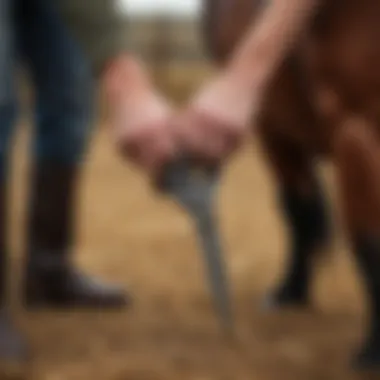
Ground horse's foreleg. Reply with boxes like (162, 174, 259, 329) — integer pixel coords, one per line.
(334, 117, 380, 369)
(258, 127, 332, 309)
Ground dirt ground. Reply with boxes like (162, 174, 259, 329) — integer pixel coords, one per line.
(3, 125, 378, 380)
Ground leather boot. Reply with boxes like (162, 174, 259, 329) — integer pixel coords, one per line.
(23, 161, 131, 309)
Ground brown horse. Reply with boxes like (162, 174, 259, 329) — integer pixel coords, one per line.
(202, 0, 380, 369)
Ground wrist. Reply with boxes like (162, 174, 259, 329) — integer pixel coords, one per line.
(102, 54, 154, 103)
(225, 55, 267, 95)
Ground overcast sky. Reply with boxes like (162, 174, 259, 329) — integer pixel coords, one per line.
(121, 0, 200, 16)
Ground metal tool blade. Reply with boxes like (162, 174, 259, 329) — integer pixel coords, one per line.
(159, 159, 234, 334)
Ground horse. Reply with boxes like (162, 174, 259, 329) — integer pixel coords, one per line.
(201, 0, 380, 369)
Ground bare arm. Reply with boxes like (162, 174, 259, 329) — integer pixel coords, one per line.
(227, 0, 320, 90)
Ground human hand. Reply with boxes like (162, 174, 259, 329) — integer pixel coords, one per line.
(103, 56, 177, 176)
(174, 68, 261, 165)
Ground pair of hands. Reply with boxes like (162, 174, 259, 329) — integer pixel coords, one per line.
(104, 56, 260, 179)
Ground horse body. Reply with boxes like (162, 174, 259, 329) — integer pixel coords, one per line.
(202, 0, 380, 368)
(205, 0, 380, 151)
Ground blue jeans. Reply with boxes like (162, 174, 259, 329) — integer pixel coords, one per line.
(0, 0, 94, 176)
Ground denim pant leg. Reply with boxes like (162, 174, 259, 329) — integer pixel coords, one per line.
(0, 0, 19, 177)
(16, 0, 95, 165)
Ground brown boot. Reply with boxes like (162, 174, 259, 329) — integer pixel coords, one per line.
(23, 161, 131, 309)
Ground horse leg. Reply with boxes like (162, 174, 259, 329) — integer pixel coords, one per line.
(258, 128, 332, 309)
(334, 117, 380, 369)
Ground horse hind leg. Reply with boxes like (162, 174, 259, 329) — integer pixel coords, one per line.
(334, 117, 380, 369)
(258, 128, 332, 309)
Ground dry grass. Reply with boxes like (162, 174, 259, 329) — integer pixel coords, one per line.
(1, 65, 370, 380)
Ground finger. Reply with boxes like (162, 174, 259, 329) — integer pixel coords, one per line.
(198, 109, 243, 158)
(117, 138, 143, 163)
(177, 111, 214, 157)
(134, 130, 176, 174)
(180, 111, 224, 161)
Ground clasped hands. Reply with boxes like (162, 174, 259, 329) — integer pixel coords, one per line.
(104, 56, 262, 180)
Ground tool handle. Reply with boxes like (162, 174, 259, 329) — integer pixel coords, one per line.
(155, 155, 220, 194)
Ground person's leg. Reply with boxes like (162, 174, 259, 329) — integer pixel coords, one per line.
(0, 0, 28, 360)
(16, 0, 130, 308)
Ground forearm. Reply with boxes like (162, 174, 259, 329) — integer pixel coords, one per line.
(101, 54, 154, 105)
(227, 0, 320, 90)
